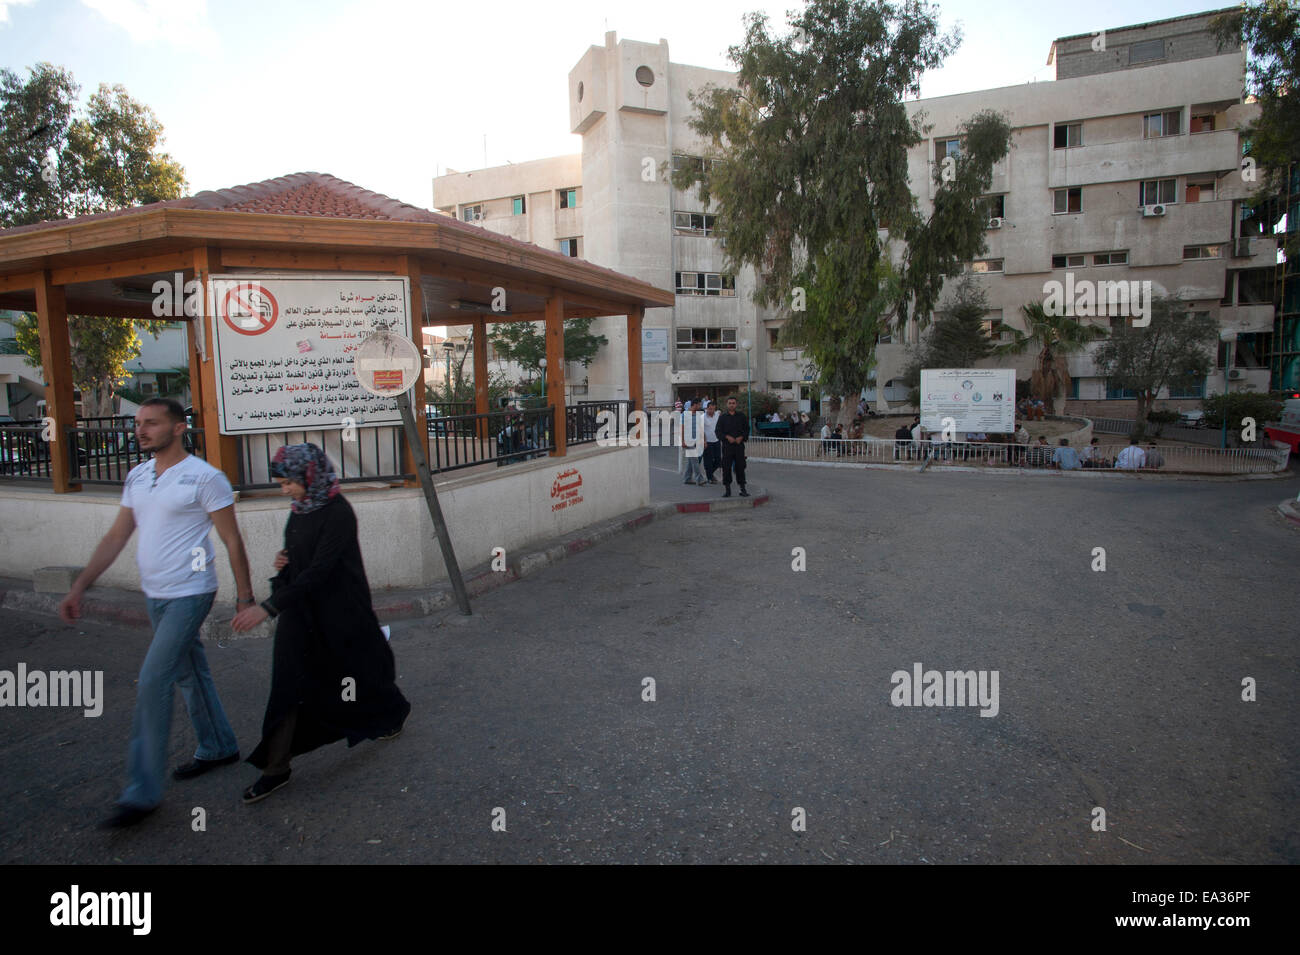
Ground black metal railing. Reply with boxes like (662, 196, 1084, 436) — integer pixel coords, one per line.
(567, 400, 631, 447)
(235, 426, 411, 490)
(65, 426, 205, 484)
(0, 424, 53, 481)
(427, 406, 556, 475)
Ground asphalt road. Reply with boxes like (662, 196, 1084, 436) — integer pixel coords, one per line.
(1, 454, 1296, 863)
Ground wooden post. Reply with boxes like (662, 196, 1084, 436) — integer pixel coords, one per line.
(193, 248, 240, 485)
(398, 256, 430, 484)
(34, 272, 78, 493)
(627, 306, 644, 413)
(544, 294, 567, 457)
(473, 316, 489, 440)
(185, 289, 205, 440)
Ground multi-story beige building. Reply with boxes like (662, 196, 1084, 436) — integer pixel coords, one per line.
(434, 8, 1279, 416)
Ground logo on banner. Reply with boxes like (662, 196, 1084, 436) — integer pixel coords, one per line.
(371, 369, 404, 390)
(219, 283, 279, 335)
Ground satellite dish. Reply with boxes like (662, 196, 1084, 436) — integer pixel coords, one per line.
(354, 326, 423, 397)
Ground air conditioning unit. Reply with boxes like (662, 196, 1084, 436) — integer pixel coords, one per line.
(1228, 368, 1245, 380)
(987, 217, 1003, 229)
(1142, 204, 1167, 217)
(1232, 238, 1253, 258)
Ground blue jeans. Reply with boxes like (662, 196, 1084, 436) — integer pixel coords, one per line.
(119, 591, 237, 809)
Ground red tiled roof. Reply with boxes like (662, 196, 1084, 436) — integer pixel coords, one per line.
(0, 172, 446, 235)
(0, 172, 672, 304)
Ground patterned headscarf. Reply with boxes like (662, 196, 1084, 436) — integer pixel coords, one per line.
(271, 443, 341, 515)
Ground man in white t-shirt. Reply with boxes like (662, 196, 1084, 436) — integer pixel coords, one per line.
(59, 399, 256, 828)
(1114, 438, 1147, 470)
(701, 401, 721, 484)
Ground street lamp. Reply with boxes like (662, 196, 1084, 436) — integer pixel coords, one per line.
(442, 341, 454, 396)
(740, 338, 752, 430)
(538, 357, 548, 403)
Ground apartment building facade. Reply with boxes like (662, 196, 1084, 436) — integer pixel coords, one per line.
(433, 8, 1281, 415)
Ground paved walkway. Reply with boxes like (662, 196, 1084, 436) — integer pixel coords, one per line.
(1, 452, 1295, 863)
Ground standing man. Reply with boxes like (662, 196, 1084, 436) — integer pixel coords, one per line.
(716, 395, 750, 498)
(701, 400, 721, 484)
(59, 398, 255, 828)
(681, 401, 707, 485)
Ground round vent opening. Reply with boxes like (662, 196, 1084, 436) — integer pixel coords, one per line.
(577, 81, 584, 102)
(635, 66, 655, 87)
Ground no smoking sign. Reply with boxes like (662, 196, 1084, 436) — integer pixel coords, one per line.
(219, 282, 278, 335)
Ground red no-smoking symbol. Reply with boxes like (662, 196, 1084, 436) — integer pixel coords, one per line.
(220, 283, 278, 335)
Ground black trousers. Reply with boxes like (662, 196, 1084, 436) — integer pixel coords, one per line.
(722, 442, 747, 487)
(703, 441, 721, 479)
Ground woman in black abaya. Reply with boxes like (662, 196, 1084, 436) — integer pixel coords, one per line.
(231, 443, 410, 803)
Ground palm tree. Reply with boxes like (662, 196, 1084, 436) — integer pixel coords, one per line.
(994, 303, 1107, 414)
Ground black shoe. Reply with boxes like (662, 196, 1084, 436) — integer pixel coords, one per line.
(242, 771, 291, 804)
(723, 487, 732, 498)
(100, 804, 155, 829)
(173, 752, 240, 780)
(739, 488, 750, 497)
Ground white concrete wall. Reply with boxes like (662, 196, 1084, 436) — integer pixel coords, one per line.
(0, 443, 648, 595)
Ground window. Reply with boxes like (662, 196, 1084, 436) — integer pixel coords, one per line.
(770, 381, 794, 390)
(1106, 382, 1139, 399)
(981, 318, 1014, 343)
(1130, 38, 1166, 64)
(1069, 377, 1080, 399)
(1238, 269, 1276, 304)
(675, 327, 737, 349)
(511, 196, 526, 215)
(675, 271, 735, 296)
(934, 138, 962, 164)
(558, 188, 578, 209)
(671, 155, 722, 180)
(461, 204, 483, 222)
(1168, 379, 1206, 398)
(673, 211, 719, 236)
(559, 237, 581, 257)
(979, 195, 1005, 219)
(1053, 188, 1082, 214)
(140, 381, 156, 396)
(768, 328, 779, 348)
(1052, 254, 1086, 269)
(970, 259, 1003, 273)
(1139, 179, 1177, 205)
(1183, 244, 1222, 260)
(1054, 123, 1082, 149)
(1185, 178, 1216, 202)
(1143, 109, 1181, 139)
(1092, 251, 1128, 266)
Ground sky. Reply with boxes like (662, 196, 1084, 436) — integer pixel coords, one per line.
(1, 0, 1237, 210)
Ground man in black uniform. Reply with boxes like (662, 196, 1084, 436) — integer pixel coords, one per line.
(715, 396, 750, 498)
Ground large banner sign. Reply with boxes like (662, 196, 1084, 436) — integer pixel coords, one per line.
(209, 274, 412, 435)
(920, 368, 1015, 434)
